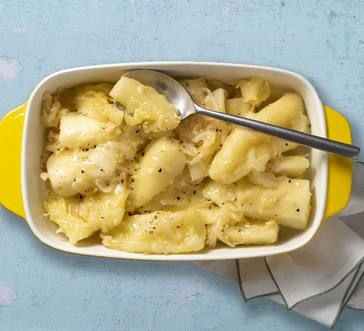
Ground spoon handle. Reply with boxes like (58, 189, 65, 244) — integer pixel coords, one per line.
(195, 105, 360, 158)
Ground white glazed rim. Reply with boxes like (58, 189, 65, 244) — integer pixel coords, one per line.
(21, 61, 328, 261)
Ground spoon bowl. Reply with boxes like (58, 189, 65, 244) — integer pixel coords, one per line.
(124, 69, 195, 119)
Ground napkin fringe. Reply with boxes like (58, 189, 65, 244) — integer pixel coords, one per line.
(264, 257, 293, 308)
(236, 257, 364, 328)
(236, 259, 279, 302)
(331, 259, 364, 328)
(279, 257, 364, 310)
(235, 258, 280, 302)
(342, 260, 364, 309)
(345, 270, 364, 311)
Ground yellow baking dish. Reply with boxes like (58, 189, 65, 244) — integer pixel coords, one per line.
(0, 62, 353, 261)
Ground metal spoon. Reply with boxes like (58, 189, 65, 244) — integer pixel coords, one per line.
(124, 70, 360, 157)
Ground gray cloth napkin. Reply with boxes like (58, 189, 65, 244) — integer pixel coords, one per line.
(197, 162, 364, 328)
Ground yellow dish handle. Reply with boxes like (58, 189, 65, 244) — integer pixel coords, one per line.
(0, 103, 354, 221)
(324, 105, 353, 219)
(0, 103, 26, 219)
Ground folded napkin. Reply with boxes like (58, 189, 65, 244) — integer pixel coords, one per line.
(197, 162, 364, 328)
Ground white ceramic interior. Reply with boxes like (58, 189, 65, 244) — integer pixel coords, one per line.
(21, 62, 327, 261)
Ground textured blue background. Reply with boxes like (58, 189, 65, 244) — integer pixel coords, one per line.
(0, 1, 363, 330)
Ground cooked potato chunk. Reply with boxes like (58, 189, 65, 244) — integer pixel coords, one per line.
(47, 143, 122, 197)
(44, 185, 128, 243)
(219, 220, 279, 247)
(209, 88, 227, 113)
(209, 127, 266, 184)
(269, 156, 310, 177)
(110, 76, 180, 132)
(75, 84, 124, 126)
(59, 113, 118, 149)
(202, 181, 237, 205)
(179, 78, 209, 106)
(77, 185, 128, 233)
(199, 204, 243, 248)
(129, 137, 186, 208)
(44, 194, 97, 244)
(209, 93, 305, 183)
(102, 209, 206, 254)
(236, 178, 311, 230)
(226, 97, 252, 116)
(236, 77, 271, 107)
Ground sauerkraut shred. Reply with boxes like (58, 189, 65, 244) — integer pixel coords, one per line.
(42, 76, 312, 254)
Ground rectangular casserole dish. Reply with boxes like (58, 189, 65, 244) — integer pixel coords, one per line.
(0, 62, 353, 260)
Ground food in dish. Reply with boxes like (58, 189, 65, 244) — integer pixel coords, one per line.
(41, 75, 311, 254)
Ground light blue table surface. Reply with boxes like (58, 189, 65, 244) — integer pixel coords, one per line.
(0, 1, 363, 330)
